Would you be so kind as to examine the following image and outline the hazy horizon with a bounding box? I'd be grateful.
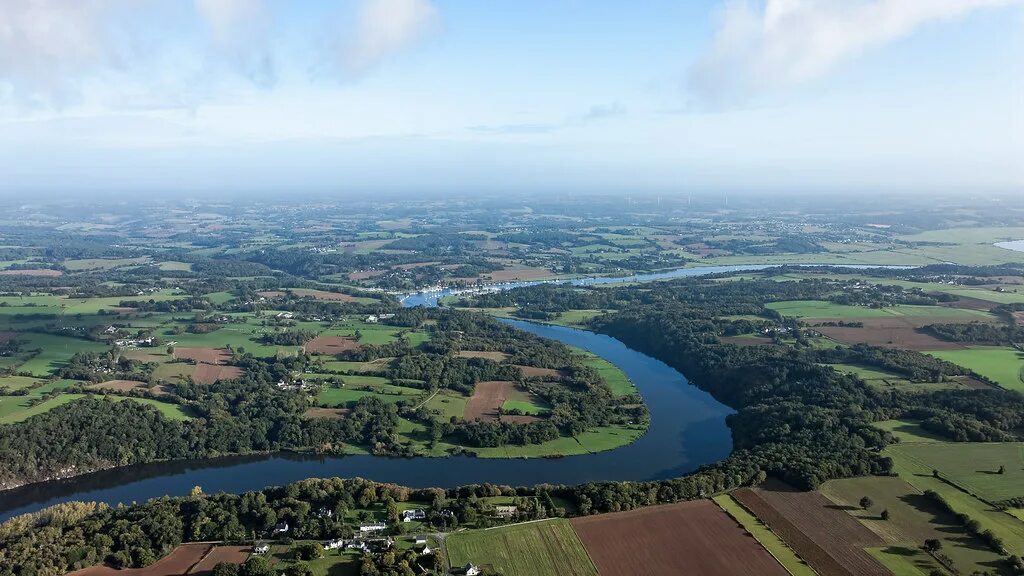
[1,0,1022,195]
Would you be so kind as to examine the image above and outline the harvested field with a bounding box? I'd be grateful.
[571,500,788,576]
[821,476,1007,575]
[816,320,966,350]
[174,347,231,365]
[68,544,212,576]
[257,291,287,299]
[121,350,166,363]
[720,335,774,347]
[514,365,566,379]
[305,335,360,355]
[457,350,510,361]
[348,269,386,280]
[0,268,62,277]
[290,288,358,301]
[192,364,242,385]
[446,519,597,576]
[465,381,513,421]
[733,481,888,576]
[187,545,251,574]
[88,380,173,397]
[941,296,998,310]
[302,407,349,420]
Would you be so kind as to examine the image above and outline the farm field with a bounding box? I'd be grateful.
[67,543,212,576]
[926,347,1024,391]
[581,354,636,396]
[873,419,947,443]
[445,519,597,576]
[885,442,1024,503]
[820,475,1006,575]
[885,444,1024,557]
[732,481,889,576]
[571,499,789,576]
[824,364,963,393]
[767,300,995,323]
[712,494,816,576]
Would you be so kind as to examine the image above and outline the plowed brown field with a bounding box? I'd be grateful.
[175,347,231,364]
[733,481,888,576]
[570,500,788,576]
[465,381,514,421]
[68,544,212,576]
[192,364,242,385]
[187,545,251,574]
[305,335,360,355]
[815,319,965,350]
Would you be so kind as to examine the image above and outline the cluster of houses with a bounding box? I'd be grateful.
[364,313,395,324]
[275,379,315,392]
[113,336,156,348]
[401,508,427,523]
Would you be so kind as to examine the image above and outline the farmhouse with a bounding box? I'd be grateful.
[451,563,481,576]
[413,536,428,545]
[252,544,270,555]
[271,521,289,535]
[494,505,518,519]
[359,522,387,533]
[324,539,345,550]
[402,509,427,522]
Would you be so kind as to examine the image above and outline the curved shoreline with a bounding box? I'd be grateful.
[0,319,733,522]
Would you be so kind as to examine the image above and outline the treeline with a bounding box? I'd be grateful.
[0,350,406,489]
[261,329,317,346]
[0,477,574,575]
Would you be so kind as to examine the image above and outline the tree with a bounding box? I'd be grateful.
[880,509,890,521]
[191,485,204,498]
[859,496,873,510]
[240,556,275,576]
[998,465,1006,475]
[284,563,314,576]
[932,469,940,478]
[211,563,240,576]
[293,542,324,561]
[923,539,943,553]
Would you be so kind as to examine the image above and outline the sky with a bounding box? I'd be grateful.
[0,0,1022,196]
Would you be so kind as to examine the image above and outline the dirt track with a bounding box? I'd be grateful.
[571,500,789,576]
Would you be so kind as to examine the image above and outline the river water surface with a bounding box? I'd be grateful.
[0,262,908,521]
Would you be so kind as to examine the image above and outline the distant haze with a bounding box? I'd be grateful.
[0,0,1021,195]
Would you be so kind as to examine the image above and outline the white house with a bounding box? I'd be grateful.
[359,522,387,533]
[324,539,345,550]
[253,544,270,555]
[401,509,427,522]
[272,521,289,534]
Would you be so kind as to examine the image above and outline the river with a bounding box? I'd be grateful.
[0,262,907,521]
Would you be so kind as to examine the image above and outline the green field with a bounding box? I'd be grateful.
[580,354,636,396]
[473,423,646,458]
[926,347,1024,391]
[886,444,1024,557]
[446,519,597,576]
[713,495,816,576]
[317,379,424,407]
[0,393,84,424]
[873,419,948,444]
[886,442,1024,503]
[17,333,109,376]
[767,300,994,322]
[821,475,1005,575]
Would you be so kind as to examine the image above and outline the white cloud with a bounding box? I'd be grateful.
[691,0,1023,101]
[0,0,131,106]
[346,0,438,72]
[193,0,265,45]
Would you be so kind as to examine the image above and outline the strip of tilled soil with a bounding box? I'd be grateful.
[457,350,511,361]
[302,407,350,420]
[816,320,967,350]
[571,500,789,576]
[175,347,231,365]
[187,545,251,574]
[192,364,243,385]
[68,544,213,576]
[464,381,515,421]
[733,482,888,576]
[514,365,566,379]
[0,269,63,277]
[305,335,360,355]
